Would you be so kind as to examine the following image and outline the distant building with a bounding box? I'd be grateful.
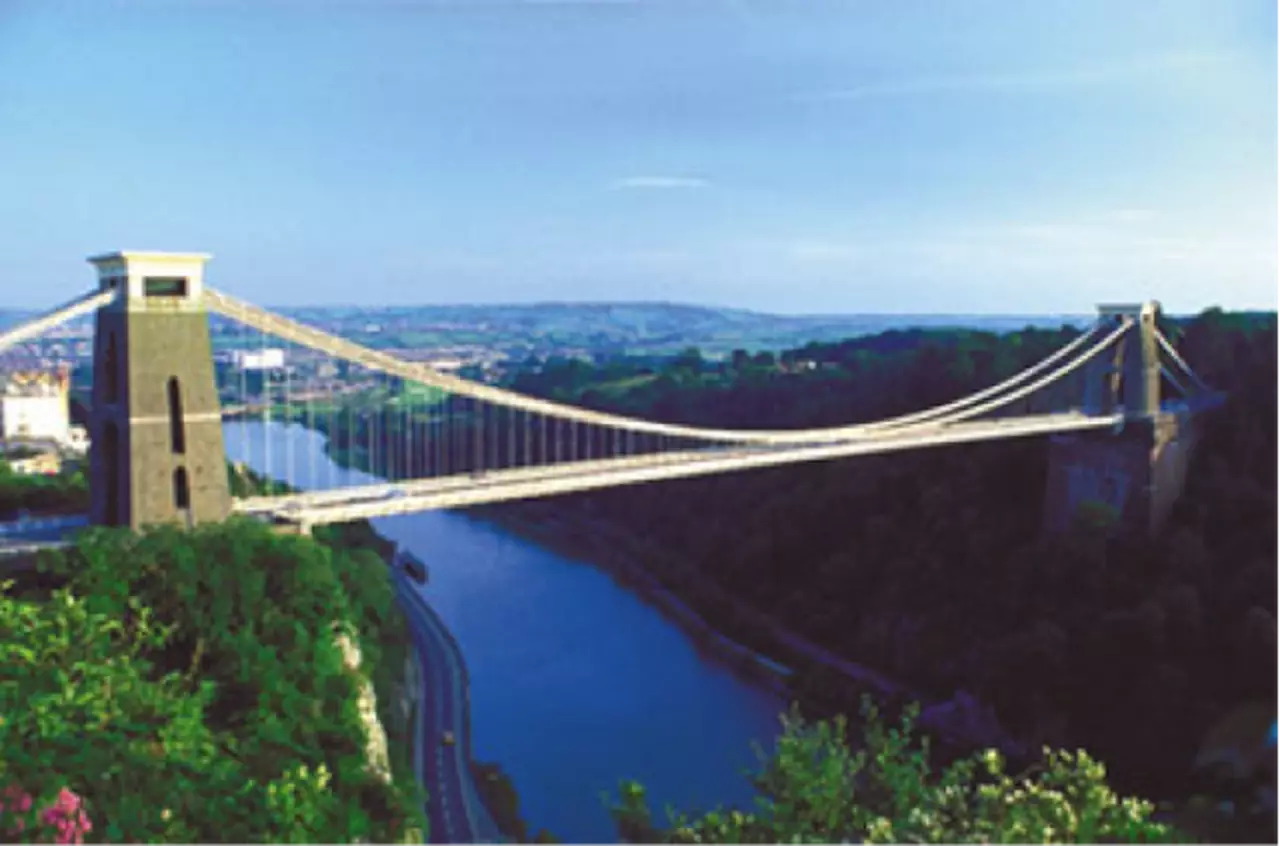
[0,368,70,443]
[231,348,286,371]
[8,449,62,476]
[64,424,90,454]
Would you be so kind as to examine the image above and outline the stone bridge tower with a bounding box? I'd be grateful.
[88,251,231,530]
[1043,301,1202,537]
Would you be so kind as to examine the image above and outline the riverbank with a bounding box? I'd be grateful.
[469,500,1026,759]
[307,445,552,839]
[312,410,1019,755]
[467,505,798,700]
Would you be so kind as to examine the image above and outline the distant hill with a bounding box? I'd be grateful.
[3,300,1099,359]
[269,301,1096,358]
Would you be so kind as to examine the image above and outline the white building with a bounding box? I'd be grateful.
[65,424,90,454]
[231,348,285,371]
[0,369,70,444]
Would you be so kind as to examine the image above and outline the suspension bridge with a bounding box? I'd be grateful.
[0,251,1221,539]
[0,250,1229,846]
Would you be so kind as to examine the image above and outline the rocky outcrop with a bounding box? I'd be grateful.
[333,623,392,785]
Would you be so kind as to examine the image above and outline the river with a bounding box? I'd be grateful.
[224,419,787,843]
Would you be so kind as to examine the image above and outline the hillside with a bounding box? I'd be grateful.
[298,306,1276,839]
[274,302,1095,358]
[0,466,426,842]
[487,310,1278,813]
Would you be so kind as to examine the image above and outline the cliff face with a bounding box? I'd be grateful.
[334,624,392,785]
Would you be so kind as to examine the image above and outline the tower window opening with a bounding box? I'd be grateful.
[167,376,186,454]
[173,467,190,510]
[145,276,188,297]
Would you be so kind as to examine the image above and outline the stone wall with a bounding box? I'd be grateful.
[1042,411,1203,537]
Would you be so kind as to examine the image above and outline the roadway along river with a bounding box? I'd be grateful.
[225,419,787,842]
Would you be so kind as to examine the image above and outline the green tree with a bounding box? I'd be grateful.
[1,517,426,844]
[611,702,1180,844]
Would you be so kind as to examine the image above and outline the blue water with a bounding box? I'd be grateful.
[225,420,786,842]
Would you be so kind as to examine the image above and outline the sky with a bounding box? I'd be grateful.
[0,0,1275,314]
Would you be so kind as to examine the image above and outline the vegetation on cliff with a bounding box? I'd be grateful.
[0,464,425,842]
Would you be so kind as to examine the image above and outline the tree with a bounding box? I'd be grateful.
[610,702,1180,844]
[1,518,426,843]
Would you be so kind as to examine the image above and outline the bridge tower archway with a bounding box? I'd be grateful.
[87,251,231,530]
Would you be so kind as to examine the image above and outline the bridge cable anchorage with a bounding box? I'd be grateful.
[203,288,1121,447]
[1154,330,1211,393]
[0,288,117,355]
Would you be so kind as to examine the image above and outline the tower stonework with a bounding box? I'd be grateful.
[88,251,231,530]
[1042,301,1201,537]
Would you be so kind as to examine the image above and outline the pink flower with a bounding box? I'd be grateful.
[2,785,93,843]
[38,788,93,844]
[1,784,34,834]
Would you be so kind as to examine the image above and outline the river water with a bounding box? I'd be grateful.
[224,420,786,842]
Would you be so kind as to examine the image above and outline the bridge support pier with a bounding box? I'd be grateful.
[1043,301,1200,537]
[87,252,231,531]
[1042,409,1201,537]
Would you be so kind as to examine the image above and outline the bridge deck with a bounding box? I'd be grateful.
[236,410,1127,527]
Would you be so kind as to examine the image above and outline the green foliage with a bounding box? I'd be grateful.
[0,519,426,843]
[307,308,1274,817]
[495,309,1276,806]
[0,459,89,518]
[611,702,1181,843]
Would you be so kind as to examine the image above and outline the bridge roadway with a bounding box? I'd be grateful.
[234,409,1128,526]
[394,568,502,843]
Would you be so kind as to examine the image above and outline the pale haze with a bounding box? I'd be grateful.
[0,0,1275,314]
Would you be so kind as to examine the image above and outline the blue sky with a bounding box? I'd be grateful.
[0,0,1274,313]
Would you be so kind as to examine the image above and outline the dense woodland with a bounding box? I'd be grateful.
[0,468,425,842]
[1,308,1272,841]
[519,310,1277,807]
[328,308,1275,830]
[519,312,1276,791]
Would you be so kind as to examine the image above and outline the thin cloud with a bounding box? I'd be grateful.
[788,241,862,264]
[608,176,710,190]
[1105,208,1157,224]
[804,52,1229,102]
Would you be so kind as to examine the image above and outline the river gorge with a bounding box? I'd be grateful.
[224,418,787,842]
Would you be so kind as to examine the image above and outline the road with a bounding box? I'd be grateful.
[394,569,502,844]
[0,514,86,561]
